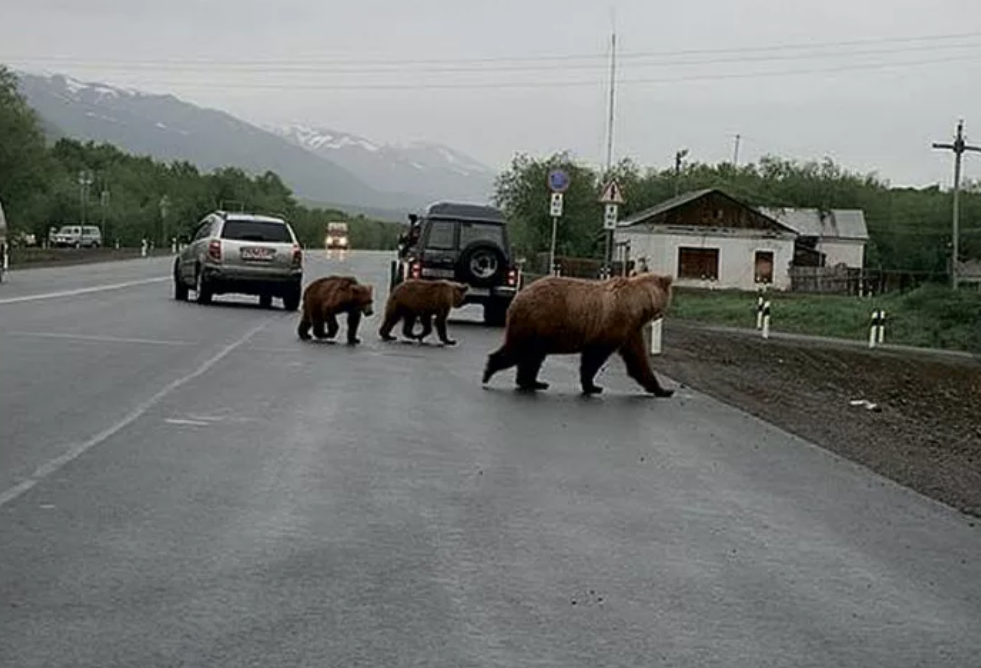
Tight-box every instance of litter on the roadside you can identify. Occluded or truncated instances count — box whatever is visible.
[849,399,881,412]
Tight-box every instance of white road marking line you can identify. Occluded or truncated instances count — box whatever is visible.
[0,318,274,509]
[5,331,192,347]
[164,418,212,427]
[0,277,168,305]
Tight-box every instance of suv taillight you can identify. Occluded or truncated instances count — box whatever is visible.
[291,245,303,267]
[506,267,519,287]
[410,262,422,279]
[208,239,222,262]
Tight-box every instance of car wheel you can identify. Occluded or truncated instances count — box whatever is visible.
[458,242,506,288]
[173,262,189,301]
[195,268,213,305]
[282,285,301,312]
[483,300,510,327]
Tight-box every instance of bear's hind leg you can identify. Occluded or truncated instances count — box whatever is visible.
[324,313,341,340]
[619,330,674,397]
[379,305,400,342]
[297,314,313,341]
[580,345,615,395]
[515,351,549,391]
[415,314,434,342]
[311,311,328,339]
[482,345,518,384]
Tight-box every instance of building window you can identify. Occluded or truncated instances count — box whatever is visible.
[678,247,719,281]
[755,250,774,284]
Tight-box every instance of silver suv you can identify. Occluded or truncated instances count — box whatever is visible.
[51,225,103,248]
[173,212,303,310]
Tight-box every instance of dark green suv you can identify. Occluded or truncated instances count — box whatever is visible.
[390,201,519,326]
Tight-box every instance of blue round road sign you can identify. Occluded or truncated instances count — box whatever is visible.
[548,169,571,193]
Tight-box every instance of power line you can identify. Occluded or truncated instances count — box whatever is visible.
[7,29,981,70]
[34,53,975,92]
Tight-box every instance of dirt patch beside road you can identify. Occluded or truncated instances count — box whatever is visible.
[655,323,981,518]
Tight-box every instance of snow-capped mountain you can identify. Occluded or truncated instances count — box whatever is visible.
[268,124,496,204]
[14,72,495,213]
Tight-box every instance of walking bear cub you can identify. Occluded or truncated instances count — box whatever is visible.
[482,272,675,396]
[297,276,374,345]
[379,279,469,346]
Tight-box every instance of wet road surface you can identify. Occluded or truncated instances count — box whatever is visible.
[1,251,980,667]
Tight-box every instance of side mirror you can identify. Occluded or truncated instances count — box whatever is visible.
[408,213,418,225]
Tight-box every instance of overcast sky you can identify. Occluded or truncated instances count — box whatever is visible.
[4,0,981,187]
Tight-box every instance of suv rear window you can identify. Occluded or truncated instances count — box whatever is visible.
[425,220,457,250]
[459,221,504,248]
[221,220,292,243]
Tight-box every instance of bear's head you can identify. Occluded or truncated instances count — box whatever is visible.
[352,284,374,317]
[626,272,673,319]
[448,281,469,307]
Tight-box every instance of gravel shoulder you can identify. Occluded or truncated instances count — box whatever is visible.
[656,322,981,518]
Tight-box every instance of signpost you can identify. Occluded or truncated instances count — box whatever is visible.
[599,180,625,277]
[547,169,570,275]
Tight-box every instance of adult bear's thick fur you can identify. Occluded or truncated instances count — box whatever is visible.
[482,272,674,396]
[297,275,375,345]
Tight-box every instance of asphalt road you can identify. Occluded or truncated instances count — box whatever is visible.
[1,250,980,667]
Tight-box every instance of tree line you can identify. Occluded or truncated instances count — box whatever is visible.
[492,152,981,274]
[0,66,401,251]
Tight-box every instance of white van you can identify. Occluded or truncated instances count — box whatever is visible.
[51,225,103,248]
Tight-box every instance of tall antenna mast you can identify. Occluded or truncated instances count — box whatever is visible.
[604,10,618,174]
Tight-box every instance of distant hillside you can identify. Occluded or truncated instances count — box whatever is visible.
[15,72,427,211]
[269,124,495,205]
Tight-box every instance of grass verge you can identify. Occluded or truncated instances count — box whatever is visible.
[670,285,981,353]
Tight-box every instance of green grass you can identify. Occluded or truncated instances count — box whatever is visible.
[670,284,981,353]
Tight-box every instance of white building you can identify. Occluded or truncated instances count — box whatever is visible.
[757,207,869,269]
[615,189,799,291]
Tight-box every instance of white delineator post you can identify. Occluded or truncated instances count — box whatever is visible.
[868,310,886,348]
[650,318,663,355]
[171,237,177,255]
[141,238,148,258]
[762,301,771,340]
[2,243,9,274]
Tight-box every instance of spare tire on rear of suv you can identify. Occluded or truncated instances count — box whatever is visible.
[457,241,506,288]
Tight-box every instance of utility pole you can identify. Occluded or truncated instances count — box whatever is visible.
[674,149,689,197]
[77,170,93,226]
[100,187,110,243]
[733,134,742,167]
[932,119,981,290]
[602,15,618,276]
[159,195,171,250]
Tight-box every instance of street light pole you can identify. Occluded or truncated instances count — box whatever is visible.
[932,119,981,290]
[674,149,689,197]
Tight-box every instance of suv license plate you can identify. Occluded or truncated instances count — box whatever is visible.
[422,268,455,279]
[241,247,275,261]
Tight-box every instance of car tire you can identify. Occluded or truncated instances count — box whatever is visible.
[195,268,213,305]
[458,242,506,288]
[389,260,402,291]
[282,285,301,312]
[483,299,510,327]
[173,262,189,301]
[259,294,273,309]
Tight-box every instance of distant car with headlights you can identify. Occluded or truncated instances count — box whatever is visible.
[173,211,303,310]
[325,221,349,250]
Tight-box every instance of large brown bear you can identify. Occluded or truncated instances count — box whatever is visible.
[379,279,469,345]
[297,275,375,345]
[482,272,674,396]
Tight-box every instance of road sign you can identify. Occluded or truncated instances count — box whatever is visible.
[603,203,619,230]
[549,192,564,218]
[599,180,625,205]
[548,169,571,193]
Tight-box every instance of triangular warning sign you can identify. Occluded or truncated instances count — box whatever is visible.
[599,180,625,204]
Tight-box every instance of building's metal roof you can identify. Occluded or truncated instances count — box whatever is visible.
[618,188,796,236]
[757,207,869,241]
[618,189,716,227]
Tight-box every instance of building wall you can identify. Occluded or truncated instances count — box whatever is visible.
[617,230,796,291]
[818,239,865,269]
